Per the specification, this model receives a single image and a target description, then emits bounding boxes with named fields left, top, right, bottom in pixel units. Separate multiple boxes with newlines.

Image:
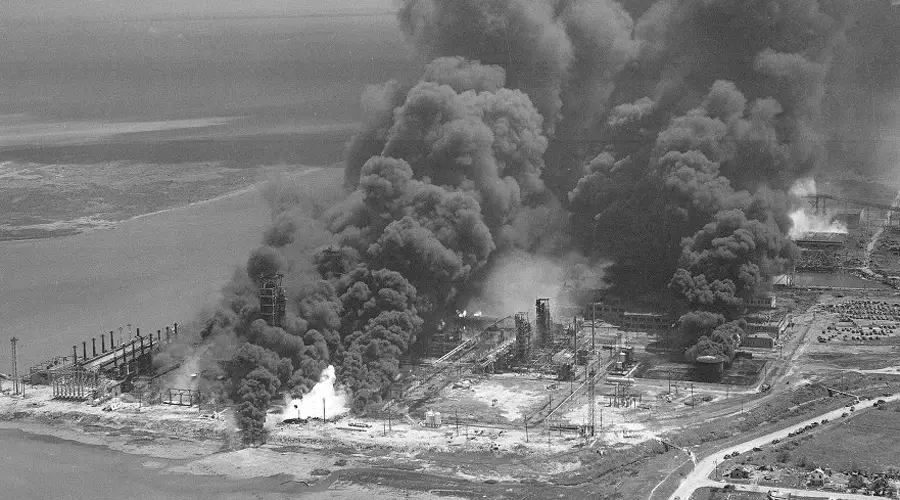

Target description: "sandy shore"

left=0, top=386, right=470, bottom=500
left=0, top=166, right=342, bottom=369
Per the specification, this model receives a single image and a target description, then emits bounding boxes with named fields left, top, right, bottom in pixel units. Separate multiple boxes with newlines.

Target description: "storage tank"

left=424, top=411, right=442, bottom=428
left=624, top=347, right=635, bottom=366
left=695, top=355, right=725, bottom=383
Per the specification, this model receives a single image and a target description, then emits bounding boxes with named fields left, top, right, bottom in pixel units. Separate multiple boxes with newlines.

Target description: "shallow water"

left=0, top=427, right=314, bottom=500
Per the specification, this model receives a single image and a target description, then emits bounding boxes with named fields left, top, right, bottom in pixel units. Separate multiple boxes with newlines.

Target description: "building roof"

left=795, top=231, right=848, bottom=243
left=747, top=333, right=774, bottom=340
left=696, top=355, right=723, bottom=363
left=623, top=311, right=668, bottom=318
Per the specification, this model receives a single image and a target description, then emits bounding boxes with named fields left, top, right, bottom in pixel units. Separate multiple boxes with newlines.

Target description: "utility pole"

left=523, top=411, right=529, bottom=442
left=323, top=398, right=326, bottom=424
left=591, top=304, right=596, bottom=354
left=10, top=337, right=19, bottom=395
left=690, top=383, right=695, bottom=407
left=589, top=368, right=596, bottom=437
left=667, top=369, right=672, bottom=394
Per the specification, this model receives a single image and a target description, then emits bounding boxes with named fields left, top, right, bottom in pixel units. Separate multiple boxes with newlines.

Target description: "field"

left=714, top=400, right=900, bottom=495
left=774, top=400, right=900, bottom=474
left=424, top=374, right=554, bottom=426
left=803, top=295, right=900, bottom=370
left=690, top=488, right=765, bottom=500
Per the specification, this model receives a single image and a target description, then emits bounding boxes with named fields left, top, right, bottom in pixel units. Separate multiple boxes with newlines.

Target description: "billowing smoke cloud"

left=463, top=250, right=608, bottom=318
left=787, top=178, right=848, bottom=238
left=169, top=0, right=900, bottom=439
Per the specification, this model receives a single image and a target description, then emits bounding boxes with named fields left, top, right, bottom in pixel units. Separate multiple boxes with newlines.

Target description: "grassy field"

left=731, top=399, right=900, bottom=479
left=775, top=400, right=900, bottom=474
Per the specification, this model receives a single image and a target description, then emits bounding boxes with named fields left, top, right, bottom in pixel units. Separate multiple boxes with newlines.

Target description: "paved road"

left=667, top=392, right=900, bottom=500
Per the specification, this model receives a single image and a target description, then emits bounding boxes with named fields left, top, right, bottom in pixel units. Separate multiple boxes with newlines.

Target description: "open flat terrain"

left=0, top=166, right=343, bottom=369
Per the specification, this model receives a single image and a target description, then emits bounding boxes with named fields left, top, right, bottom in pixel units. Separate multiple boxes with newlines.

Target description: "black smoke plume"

left=169, top=0, right=899, bottom=435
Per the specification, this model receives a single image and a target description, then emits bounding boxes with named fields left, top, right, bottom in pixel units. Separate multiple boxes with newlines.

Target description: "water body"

left=0, top=427, right=310, bottom=500
left=0, top=3, right=418, bottom=368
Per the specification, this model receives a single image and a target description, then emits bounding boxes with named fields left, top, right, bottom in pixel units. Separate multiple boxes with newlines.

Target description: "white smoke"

left=789, top=177, right=818, bottom=198
left=464, top=250, right=606, bottom=317
left=789, top=209, right=848, bottom=239
left=788, top=178, right=848, bottom=239
left=282, top=365, right=349, bottom=420
left=163, top=355, right=201, bottom=390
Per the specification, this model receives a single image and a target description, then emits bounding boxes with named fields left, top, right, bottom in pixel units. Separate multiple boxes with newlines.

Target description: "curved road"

left=668, top=392, right=900, bottom=500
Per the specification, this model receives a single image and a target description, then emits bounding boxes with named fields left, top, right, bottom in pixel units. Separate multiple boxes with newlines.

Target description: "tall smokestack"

left=92, top=338, right=97, bottom=357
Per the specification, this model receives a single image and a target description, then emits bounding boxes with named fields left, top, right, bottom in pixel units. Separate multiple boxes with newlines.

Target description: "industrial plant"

left=4, top=0, right=900, bottom=499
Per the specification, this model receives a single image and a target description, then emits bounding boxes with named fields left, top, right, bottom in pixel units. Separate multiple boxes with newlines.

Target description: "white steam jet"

left=282, top=365, right=349, bottom=421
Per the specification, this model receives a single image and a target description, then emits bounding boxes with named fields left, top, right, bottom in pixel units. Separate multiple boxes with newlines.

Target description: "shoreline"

left=0, top=164, right=334, bottom=243
left=0, top=391, right=475, bottom=500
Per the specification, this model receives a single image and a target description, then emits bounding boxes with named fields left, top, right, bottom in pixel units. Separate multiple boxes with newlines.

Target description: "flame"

left=473, top=311, right=483, bottom=317
left=282, top=365, right=349, bottom=420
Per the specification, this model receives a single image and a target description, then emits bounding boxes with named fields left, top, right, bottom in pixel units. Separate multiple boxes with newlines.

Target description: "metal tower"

left=535, top=298, right=551, bottom=345
left=259, top=274, right=287, bottom=327
left=588, top=368, right=596, bottom=437
left=514, top=312, right=532, bottom=361
left=10, top=337, right=19, bottom=394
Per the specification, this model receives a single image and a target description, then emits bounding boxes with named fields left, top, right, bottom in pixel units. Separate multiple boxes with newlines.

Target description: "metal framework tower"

left=535, top=298, right=551, bottom=345
left=514, top=312, right=532, bottom=361
left=259, top=274, right=287, bottom=327
left=10, top=337, right=19, bottom=394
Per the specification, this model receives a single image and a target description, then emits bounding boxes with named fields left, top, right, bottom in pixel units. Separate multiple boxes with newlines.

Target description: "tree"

left=848, top=473, right=867, bottom=492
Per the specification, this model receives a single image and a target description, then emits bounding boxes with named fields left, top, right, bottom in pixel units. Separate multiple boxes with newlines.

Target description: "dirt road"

left=667, top=392, right=900, bottom=500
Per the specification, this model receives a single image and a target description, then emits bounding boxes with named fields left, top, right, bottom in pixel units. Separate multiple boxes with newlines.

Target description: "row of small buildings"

left=587, top=293, right=784, bottom=349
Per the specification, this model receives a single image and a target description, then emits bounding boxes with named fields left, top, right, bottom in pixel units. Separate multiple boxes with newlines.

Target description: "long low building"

left=587, top=298, right=675, bottom=332
left=744, top=315, right=788, bottom=340
left=743, top=333, right=776, bottom=349
left=622, top=311, right=672, bottom=331
left=794, top=231, right=847, bottom=250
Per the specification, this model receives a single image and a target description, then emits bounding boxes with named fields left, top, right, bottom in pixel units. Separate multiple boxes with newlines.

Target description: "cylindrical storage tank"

left=615, top=361, right=624, bottom=372
left=433, top=411, right=442, bottom=427
left=696, top=355, right=725, bottom=383
left=624, top=347, right=634, bottom=365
